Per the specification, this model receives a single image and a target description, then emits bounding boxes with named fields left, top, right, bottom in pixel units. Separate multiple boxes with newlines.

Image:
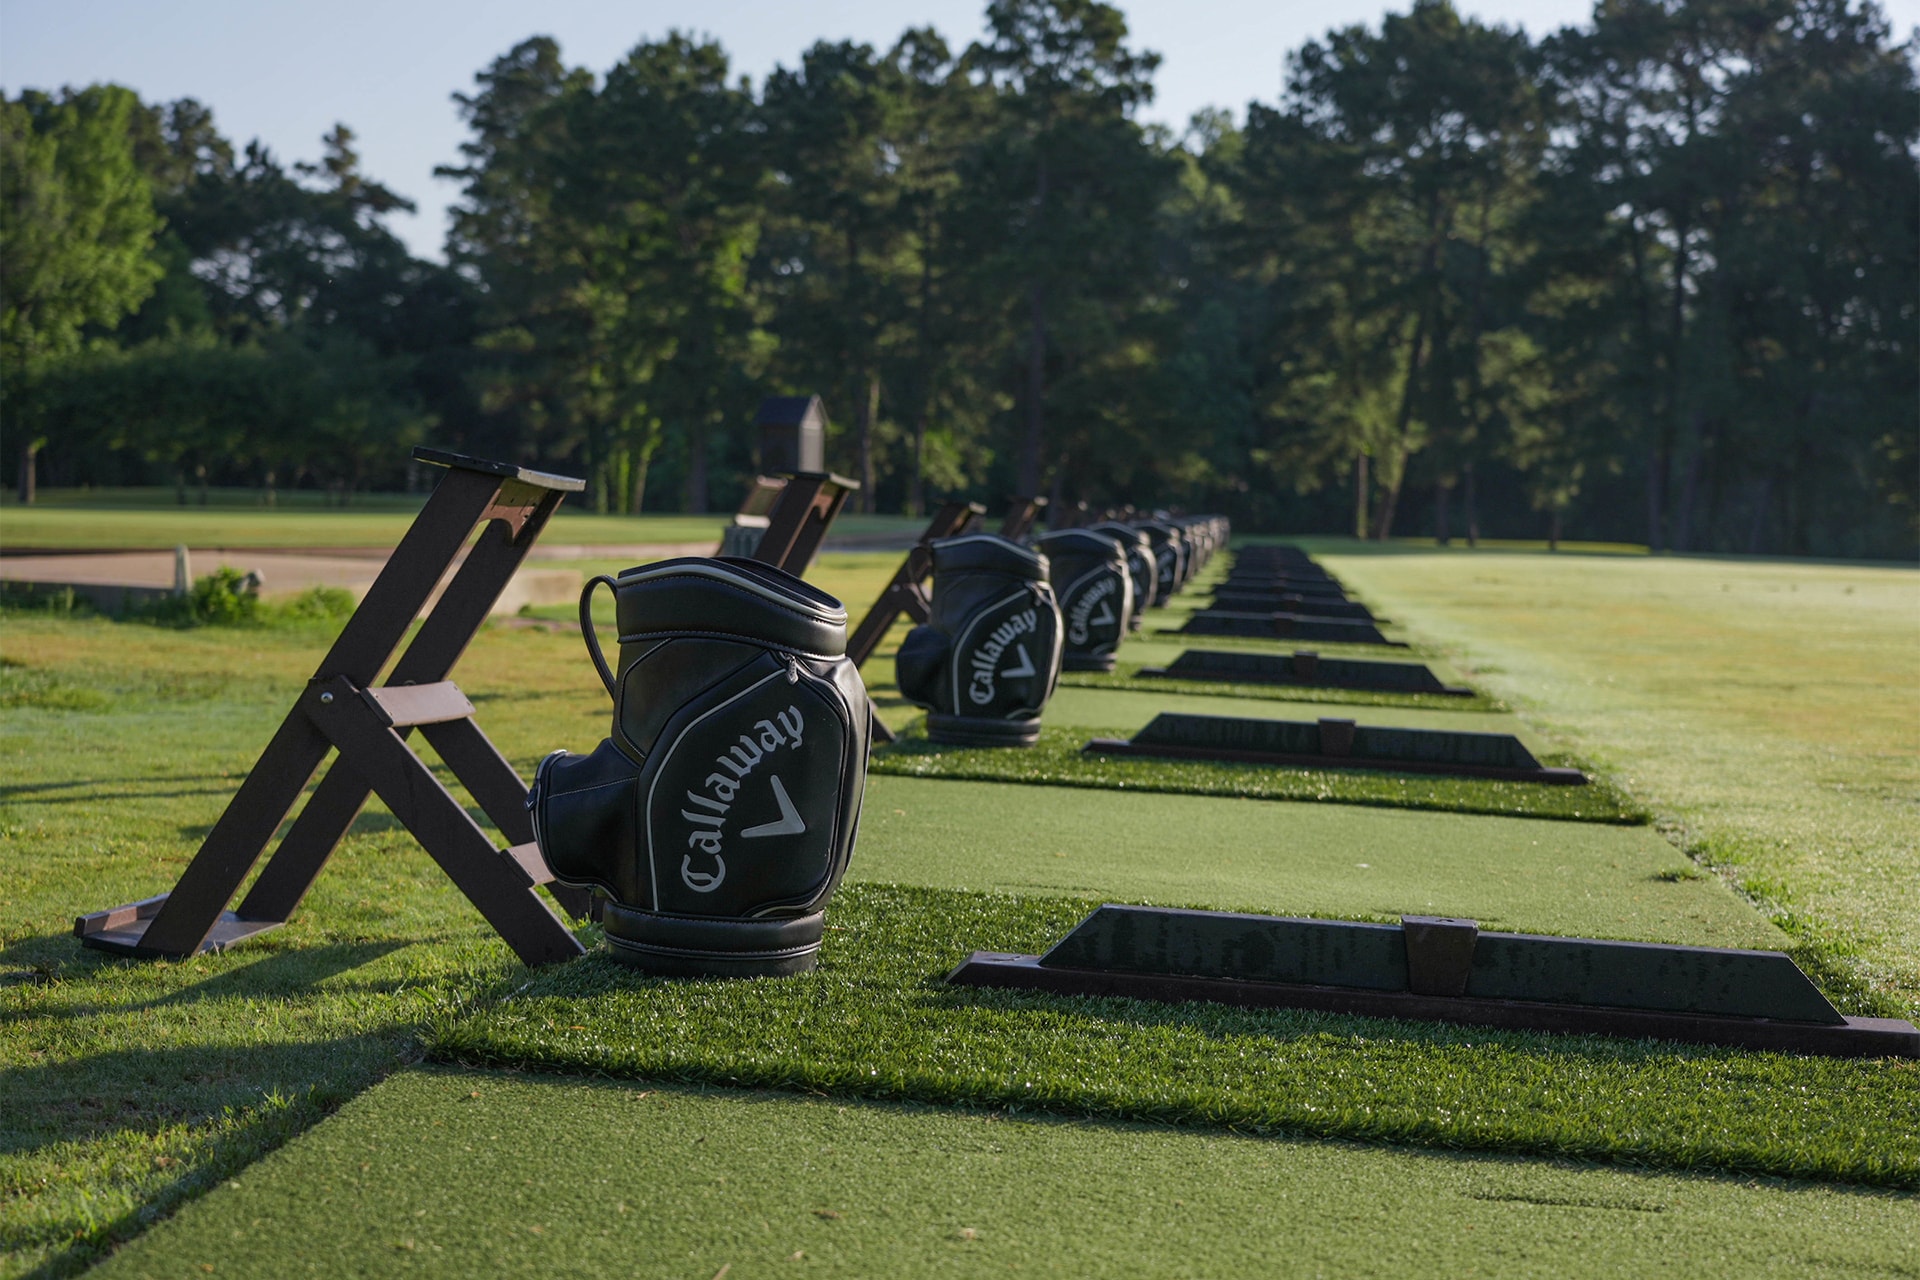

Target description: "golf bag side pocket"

left=530, top=741, right=642, bottom=904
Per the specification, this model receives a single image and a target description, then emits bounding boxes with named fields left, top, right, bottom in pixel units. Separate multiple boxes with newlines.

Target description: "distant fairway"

left=1314, top=545, right=1920, bottom=1011
left=0, top=495, right=926, bottom=551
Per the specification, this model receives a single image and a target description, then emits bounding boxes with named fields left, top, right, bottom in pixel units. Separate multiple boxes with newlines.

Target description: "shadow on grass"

left=0, top=775, right=247, bottom=806
left=0, top=1037, right=410, bottom=1279
left=0, top=1029, right=401, bottom=1159
left=0, top=938, right=410, bottom=1025
left=0, top=932, right=466, bottom=1278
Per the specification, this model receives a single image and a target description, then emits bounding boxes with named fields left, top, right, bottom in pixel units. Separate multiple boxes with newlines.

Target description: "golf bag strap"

left=580, top=574, right=619, bottom=696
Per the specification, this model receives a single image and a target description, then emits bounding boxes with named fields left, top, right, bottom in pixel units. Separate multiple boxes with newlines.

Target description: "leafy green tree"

left=1, top=85, right=162, bottom=369
left=2, top=84, right=163, bottom=498
left=966, top=0, right=1166, bottom=499
left=1276, top=0, right=1544, bottom=539
left=445, top=35, right=764, bottom=513
left=760, top=41, right=909, bottom=509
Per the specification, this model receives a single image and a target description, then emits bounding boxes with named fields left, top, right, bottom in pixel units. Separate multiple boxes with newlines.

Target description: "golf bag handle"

left=580, top=574, right=619, bottom=696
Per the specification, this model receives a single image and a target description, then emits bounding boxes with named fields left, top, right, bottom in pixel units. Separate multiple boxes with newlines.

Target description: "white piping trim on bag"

left=613, top=561, right=847, bottom=626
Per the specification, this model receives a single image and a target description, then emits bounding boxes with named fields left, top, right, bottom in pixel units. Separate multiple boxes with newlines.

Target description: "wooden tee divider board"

left=947, top=904, right=1920, bottom=1057
left=74, top=450, right=860, bottom=968
left=1177, top=610, right=1402, bottom=646
left=1084, top=712, right=1587, bottom=785
left=1138, top=649, right=1475, bottom=697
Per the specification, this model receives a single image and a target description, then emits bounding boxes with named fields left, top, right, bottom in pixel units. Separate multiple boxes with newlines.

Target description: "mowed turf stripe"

left=855, top=776, right=1765, bottom=947
left=90, top=1069, right=1920, bottom=1280
left=428, top=885, right=1919, bottom=1187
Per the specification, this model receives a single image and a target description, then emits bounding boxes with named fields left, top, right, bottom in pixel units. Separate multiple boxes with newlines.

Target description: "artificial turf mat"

left=1043, top=684, right=1516, bottom=734
left=91, top=1068, right=1920, bottom=1280
left=1056, top=668, right=1501, bottom=712
left=1059, top=636, right=1500, bottom=711
left=851, top=778, right=1765, bottom=946
left=427, top=884, right=1920, bottom=1188
left=869, top=721, right=1646, bottom=825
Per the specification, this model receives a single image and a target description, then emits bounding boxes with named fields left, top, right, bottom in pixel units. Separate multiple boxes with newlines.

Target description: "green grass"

left=90, top=1068, right=1920, bottom=1280
left=869, top=721, right=1647, bottom=825
left=0, top=618, right=597, bottom=1277
left=1314, top=548, right=1920, bottom=1012
left=427, top=883, right=1920, bottom=1189
left=5, top=547, right=1917, bottom=1274
left=848, top=777, right=1754, bottom=944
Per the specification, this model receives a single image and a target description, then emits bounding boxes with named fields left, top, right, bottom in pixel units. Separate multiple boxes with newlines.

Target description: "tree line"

left=3, top=0, right=1914, bottom=555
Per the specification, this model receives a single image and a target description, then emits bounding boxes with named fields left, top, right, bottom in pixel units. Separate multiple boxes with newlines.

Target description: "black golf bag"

left=895, top=534, right=1064, bottom=746
left=1090, top=521, right=1156, bottom=629
left=1137, top=520, right=1187, bottom=605
left=1035, top=528, right=1133, bottom=672
left=529, top=557, right=872, bottom=977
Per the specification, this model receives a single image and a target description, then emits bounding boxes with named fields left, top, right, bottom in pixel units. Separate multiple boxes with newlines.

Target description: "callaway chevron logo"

left=967, top=608, right=1039, bottom=707
left=1067, top=575, right=1120, bottom=645
left=678, top=706, right=807, bottom=893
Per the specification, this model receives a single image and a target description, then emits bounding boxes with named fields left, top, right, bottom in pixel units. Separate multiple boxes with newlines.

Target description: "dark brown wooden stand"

left=997, top=495, right=1046, bottom=539
left=75, top=449, right=594, bottom=968
left=748, top=471, right=859, bottom=575
left=841, top=501, right=984, bottom=745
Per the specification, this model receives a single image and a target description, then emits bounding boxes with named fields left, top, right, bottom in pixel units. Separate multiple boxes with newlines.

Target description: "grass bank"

left=1315, top=547, right=1920, bottom=1014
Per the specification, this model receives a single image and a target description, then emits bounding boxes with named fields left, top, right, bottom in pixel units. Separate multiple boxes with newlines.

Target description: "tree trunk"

left=1653, top=208, right=1690, bottom=554
left=1022, top=283, right=1046, bottom=498
left=909, top=201, right=936, bottom=520
left=1463, top=462, right=1480, bottom=547
left=1745, top=475, right=1773, bottom=554
left=17, top=440, right=39, bottom=505
left=1434, top=480, right=1452, bottom=546
left=1374, top=201, right=1441, bottom=545
left=1372, top=460, right=1404, bottom=542
left=686, top=422, right=708, bottom=514
left=909, top=409, right=928, bottom=519
left=1549, top=506, right=1562, bottom=552
left=856, top=373, right=879, bottom=514
left=1646, top=444, right=1667, bottom=551
left=631, top=448, right=652, bottom=516
left=1020, top=153, right=1049, bottom=499
left=1353, top=453, right=1369, bottom=540
left=1672, top=422, right=1710, bottom=553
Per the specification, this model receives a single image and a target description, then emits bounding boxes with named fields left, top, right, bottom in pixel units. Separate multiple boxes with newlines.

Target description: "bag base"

left=926, top=712, right=1043, bottom=748
left=601, top=904, right=826, bottom=977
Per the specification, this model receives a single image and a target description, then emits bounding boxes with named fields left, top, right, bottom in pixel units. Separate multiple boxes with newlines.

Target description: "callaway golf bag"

left=1035, top=528, right=1133, bottom=672
left=1137, top=520, right=1187, bottom=605
left=895, top=534, right=1064, bottom=747
left=530, top=557, right=872, bottom=976
left=1090, top=521, right=1157, bottom=628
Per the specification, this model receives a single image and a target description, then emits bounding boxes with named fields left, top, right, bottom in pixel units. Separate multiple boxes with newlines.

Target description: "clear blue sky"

left=5, top=0, right=1915, bottom=261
